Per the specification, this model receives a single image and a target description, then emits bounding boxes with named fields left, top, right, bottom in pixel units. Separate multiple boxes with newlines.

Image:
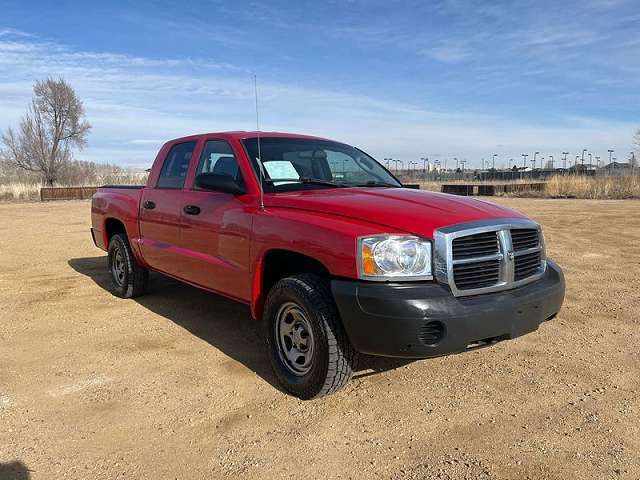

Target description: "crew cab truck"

left=91, top=132, right=565, bottom=399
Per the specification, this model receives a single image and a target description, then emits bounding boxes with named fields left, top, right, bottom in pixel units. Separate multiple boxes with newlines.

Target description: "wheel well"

left=262, top=250, right=329, bottom=297
left=105, top=218, right=127, bottom=242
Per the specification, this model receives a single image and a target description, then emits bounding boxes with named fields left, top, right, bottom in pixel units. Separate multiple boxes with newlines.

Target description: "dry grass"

left=542, top=175, right=640, bottom=199
left=0, top=183, right=41, bottom=202
left=0, top=171, right=149, bottom=202
left=412, top=175, right=640, bottom=199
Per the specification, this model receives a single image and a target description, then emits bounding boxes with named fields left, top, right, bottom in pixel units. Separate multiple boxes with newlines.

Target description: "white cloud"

left=425, top=45, right=471, bottom=63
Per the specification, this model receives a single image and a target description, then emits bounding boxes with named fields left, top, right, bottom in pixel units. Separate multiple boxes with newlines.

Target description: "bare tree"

left=0, top=78, right=91, bottom=186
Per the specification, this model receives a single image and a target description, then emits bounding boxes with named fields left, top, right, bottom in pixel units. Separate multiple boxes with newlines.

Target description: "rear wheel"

left=107, top=233, right=149, bottom=298
left=264, top=274, right=357, bottom=399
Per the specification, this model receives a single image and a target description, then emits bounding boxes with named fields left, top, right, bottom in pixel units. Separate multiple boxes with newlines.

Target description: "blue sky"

left=0, top=0, right=638, bottom=168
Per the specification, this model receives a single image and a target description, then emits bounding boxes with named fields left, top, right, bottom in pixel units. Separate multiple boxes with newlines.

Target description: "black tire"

left=264, top=274, right=358, bottom=399
left=107, top=233, right=149, bottom=298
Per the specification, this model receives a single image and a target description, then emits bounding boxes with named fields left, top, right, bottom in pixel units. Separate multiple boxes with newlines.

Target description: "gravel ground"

left=1, top=198, right=639, bottom=480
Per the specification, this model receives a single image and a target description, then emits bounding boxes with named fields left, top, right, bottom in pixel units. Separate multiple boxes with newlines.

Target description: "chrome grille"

left=452, top=231, right=499, bottom=259
left=515, top=251, right=542, bottom=281
left=434, top=218, right=547, bottom=297
left=453, top=259, right=500, bottom=290
left=511, top=228, right=540, bottom=251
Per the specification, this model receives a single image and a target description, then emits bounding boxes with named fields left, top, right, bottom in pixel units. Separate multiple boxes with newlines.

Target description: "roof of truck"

left=167, top=131, right=332, bottom=144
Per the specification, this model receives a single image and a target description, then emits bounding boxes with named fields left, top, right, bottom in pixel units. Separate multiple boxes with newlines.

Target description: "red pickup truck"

left=91, top=132, right=565, bottom=399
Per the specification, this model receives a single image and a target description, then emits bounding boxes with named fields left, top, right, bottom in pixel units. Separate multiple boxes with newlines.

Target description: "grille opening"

left=515, top=251, right=542, bottom=281
left=511, top=228, right=540, bottom=251
left=452, top=231, right=499, bottom=260
left=419, top=321, right=446, bottom=346
left=453, top=259, right=500, bottom=290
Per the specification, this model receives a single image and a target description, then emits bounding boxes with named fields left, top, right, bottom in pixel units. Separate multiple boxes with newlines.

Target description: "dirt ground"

left=1, top=198, right=639, bottom=480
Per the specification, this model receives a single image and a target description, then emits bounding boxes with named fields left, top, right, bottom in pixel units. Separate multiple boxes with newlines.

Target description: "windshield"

left=242, top=137, right=401, bottom=192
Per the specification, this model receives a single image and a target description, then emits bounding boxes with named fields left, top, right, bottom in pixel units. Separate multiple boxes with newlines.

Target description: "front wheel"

left=107, top=233, right=149, bottom=298
left=264, top=274, right=358, bottom=399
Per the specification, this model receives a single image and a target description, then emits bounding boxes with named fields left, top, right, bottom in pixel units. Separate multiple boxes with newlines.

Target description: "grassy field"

left=412, top=175, right=640, bottom=199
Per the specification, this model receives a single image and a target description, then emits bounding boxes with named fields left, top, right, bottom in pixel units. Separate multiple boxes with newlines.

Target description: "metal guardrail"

left=40, top=186, right=98, bottom=201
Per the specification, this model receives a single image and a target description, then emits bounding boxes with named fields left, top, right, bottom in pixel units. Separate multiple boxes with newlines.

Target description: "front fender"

left=249, top=207, right=406, bottom=319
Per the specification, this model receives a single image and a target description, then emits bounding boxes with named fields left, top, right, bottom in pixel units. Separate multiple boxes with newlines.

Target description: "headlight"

left=357, top=235, right=433, bottom=281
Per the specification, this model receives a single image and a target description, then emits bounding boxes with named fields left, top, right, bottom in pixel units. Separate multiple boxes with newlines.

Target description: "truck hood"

left=265, top=187, right=526, bottom=238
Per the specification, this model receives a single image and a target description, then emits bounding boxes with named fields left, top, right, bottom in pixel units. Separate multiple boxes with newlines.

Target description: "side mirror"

left=195, top=173, right=246, bottom=195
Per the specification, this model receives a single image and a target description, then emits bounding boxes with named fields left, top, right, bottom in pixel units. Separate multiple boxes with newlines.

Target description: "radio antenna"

left=254, top=74, right=265, bottom=210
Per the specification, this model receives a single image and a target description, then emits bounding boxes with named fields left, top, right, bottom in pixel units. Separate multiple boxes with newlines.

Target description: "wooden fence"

left=441, top=182, right=546, bottom=196
left=40, top=186, right=99, bottom=201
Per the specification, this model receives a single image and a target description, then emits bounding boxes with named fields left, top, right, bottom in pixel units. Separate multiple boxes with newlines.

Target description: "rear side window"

left=196, top=140, right=243, bottom=182
left=157, top=141, right=196, bottom=189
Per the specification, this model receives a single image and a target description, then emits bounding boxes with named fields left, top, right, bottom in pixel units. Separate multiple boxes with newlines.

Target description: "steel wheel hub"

left=275, top=302, right=315, bottom=376
left=112, top=247, right=126, bottom=286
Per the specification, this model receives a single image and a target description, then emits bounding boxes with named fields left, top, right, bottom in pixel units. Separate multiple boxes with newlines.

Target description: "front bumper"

left=331, top=260, right=565, bottom=358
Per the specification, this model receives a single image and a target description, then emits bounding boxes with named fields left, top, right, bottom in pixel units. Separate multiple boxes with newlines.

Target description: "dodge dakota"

left=91, top=132, right=565, bottom=399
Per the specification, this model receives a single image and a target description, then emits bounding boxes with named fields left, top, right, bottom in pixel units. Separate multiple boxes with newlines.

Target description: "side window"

left=196, top=140, right=243, bottom=182
left=157, top=141, right=196, bottom=189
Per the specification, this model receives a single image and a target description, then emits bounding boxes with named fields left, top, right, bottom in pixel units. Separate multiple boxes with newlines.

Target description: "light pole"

left=582, top=149, right=587, bottom=167
left=549, top=155, right=554, bottom=170
left=533, top=151, right=540, bottom=170
left=588, top=153, right=592, bottom=166
left=421, top=157, right=429, bottom=180
left=521, top=154, right=528, bottom=180
left=530, top=158, right=536, bottom=179
left=562, top=152, right=569, bottom=171
left=492, top=154, right=497, bottom=180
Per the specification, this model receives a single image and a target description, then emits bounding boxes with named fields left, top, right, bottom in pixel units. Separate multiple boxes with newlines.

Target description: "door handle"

left=183, top=205, right=201, bottom=215
left=143, top=200, right=156, bottom=210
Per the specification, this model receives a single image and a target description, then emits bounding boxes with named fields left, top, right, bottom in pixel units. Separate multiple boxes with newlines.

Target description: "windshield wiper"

left=350, top=180, right=398, bottom=187
left=264, top=177, right=347, bottom=188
